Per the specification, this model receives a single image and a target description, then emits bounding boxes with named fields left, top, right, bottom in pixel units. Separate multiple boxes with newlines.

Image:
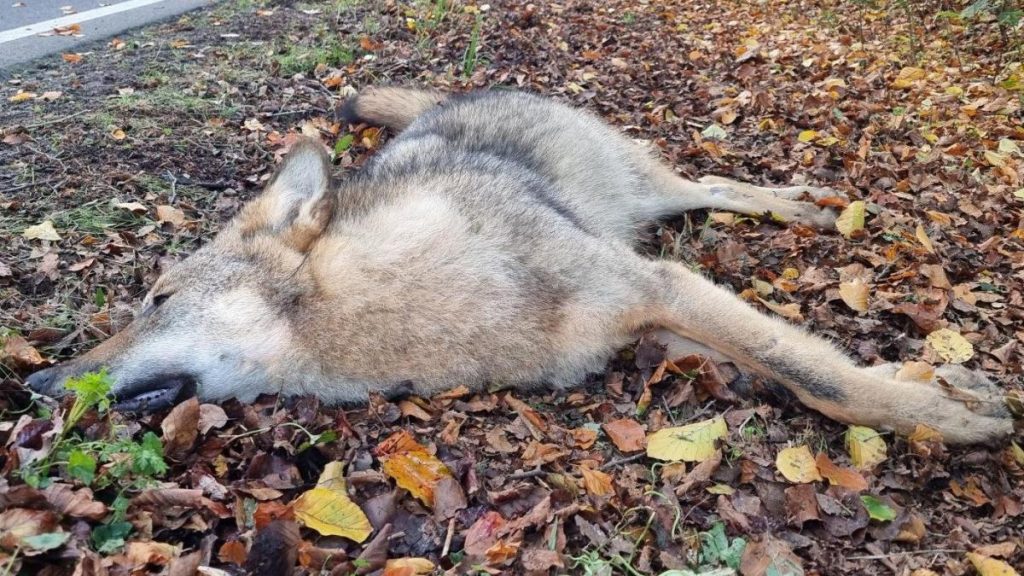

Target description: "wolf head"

left=25, top=138, right=337, bottom=411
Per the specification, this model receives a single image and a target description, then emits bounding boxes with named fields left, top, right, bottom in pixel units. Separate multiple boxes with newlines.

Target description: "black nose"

left=25, top=366, right=58, bottom=394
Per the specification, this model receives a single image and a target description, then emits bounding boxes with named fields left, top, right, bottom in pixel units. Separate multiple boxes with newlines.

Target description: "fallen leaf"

left=161, top=398, right=199, bottom=457
left=1, top=334, right=47, bottom=370
left=966, top=552, right=1020, bottom=576
left=156, top=205, right=186, bottom=227
left=22, top=220, right=61, bottom=241
left=602, top=418, right=646, bottom=452
left=384, top=558, right=435, bottom=575
left=838, top=280, right=869, bottom=314
left=895, top=361, right=935, bottom=382
left=776, top=445, right=822, bottom=484
left=835, top=200, right=866, bottom=238
left=580, top=467, right=614, bottom=497
left=756, top=297, right=804, bottom=322
left=926, top=328, right=974, bottom=363
left=293, top=461, right=372, bottom=542
left=115, top=201, right=147, bottom=214
left=915, top=224, right=935, bottom=254
left=197, top=404, right=229, bottom=434
left=8, top=90, right=36, bottom=103
left=646, top=416, right=727, bottom=462
left=892, top=66, right=926, bottom=88
left=217, top=540, right=247, bottom=565
left=0, top=509, right=59, bottom=551
left=846, top=426, right=887, bottom=470
left=61, top=53, right=83, bottom=64
left=860, top=494, right=896, bottom=521
left=374, top=430, right=452, bottom=507
left=815, top=453, right=868, bottom=491
left=109, top=127, right=126, bottom=140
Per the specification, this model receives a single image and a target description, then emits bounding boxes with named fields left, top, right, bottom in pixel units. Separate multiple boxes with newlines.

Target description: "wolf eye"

left=152, top=293, right=171, bottom=307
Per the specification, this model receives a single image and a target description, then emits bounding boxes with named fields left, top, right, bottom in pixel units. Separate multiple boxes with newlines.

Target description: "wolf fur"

left=26, top=87, right=1014, bottom=444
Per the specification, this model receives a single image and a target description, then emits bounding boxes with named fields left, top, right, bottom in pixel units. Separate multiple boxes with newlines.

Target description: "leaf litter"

left=1, top=0, right=1024, bottom=574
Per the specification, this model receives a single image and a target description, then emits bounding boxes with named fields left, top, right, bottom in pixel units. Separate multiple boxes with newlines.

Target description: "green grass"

left=275, top=39, right=354, bottom=75
left=49, top=200, right=147, bottom=235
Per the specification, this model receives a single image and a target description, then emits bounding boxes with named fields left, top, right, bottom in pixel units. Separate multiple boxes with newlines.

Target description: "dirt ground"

left=1, top=0, right=1023, bottom=575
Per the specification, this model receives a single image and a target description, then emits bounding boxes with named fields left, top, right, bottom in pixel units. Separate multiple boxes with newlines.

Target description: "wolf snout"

left=25, top=365, right=61, bottom=396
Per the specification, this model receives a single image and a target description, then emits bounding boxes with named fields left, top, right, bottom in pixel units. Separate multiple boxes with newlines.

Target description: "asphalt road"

left=0, top=0, right=214, bottom=70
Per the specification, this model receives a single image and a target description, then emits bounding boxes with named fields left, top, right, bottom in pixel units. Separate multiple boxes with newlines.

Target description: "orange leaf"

left=814, top=453, right=868, bottom=491
left=375, top=430, right=452, bottom=507
left=580, top=467, right=614, bottom=497
left=217, top=540, right=247, bottom=565
left=603, top=419, right=646, bottom=452
left=61, top=53, right=82, bottom=64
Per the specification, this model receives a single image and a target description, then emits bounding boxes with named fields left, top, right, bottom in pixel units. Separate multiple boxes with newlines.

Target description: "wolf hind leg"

left=638, top=161, right=843, bottom=229
left=628, top=260, right=1014, bottom=444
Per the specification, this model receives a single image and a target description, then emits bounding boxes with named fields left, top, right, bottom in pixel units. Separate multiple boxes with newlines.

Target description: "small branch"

left=601, top=453, right=645, bottom=470
left=847, top=548, right=965, bottom=561
left=21, top=109, right=91, bottom=129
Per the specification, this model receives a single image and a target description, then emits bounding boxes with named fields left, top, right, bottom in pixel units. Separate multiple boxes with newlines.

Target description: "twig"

left=507, top=468, right=547, bottom=480
left=600, top=453, right=645, bottom=470
left=441, top=517, right=456, bottom=558
left=0, top=177, right=59, bottom=194
left=20, top=109, right=91, bottom=129
left=847, top=548, right=965, bottom=561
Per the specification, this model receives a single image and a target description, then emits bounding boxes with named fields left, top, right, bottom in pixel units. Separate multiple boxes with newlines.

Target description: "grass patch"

left=50, top=200, right=147, bottom=235
left=275, top=39, right=354, bottom=75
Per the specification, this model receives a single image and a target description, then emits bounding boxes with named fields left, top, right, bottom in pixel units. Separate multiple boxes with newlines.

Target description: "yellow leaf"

left=926, top=328, right=974, bottom=364
left=984, top=150, right=1008, bottom=168
left=894, top=361, right=935, bottom=382
left=375, top=430, right=452, bottom=507
left=908, top=424, right=943, bottom=443
left=775, top=445, right=822, bottom=484
left=892, top=66, right=926, bottom=89
left=966, top=553, right=1020, bottom=576
left=1010, top=441, right=1024, bottom=467
left=22, top=220, right=61, bottom=241
left=110, top=127, right=126, bottom=141
left=293, top=461, right=372, bottom=542
left=781, top=267, right=800, bottom=280
left=706, top=483, right=735, bottom=495
left=835, top=200, right=866, bottom=238
left=756, top=297, right=804, bottom=322
left=838, top=280, right=869, bottom=314
left=798, top=130, right=818, bottom=143
left=580, top=467, right=614, bottom=497
left=384, top=558, right=436, bottom=575
left=646, top=416, right=727, bottom=463
left=816, top=136, right=839, bottom=147
left=915, top=224, right=935, bottom=254
left=846, top=426, right=887, bottom=470
left=8, top=90, right=36, bottom=103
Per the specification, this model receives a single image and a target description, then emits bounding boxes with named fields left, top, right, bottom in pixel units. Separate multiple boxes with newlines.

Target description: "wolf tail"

left=339, top=87, right=448, bottom=131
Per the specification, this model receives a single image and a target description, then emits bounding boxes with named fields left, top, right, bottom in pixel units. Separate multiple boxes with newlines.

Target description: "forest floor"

left=1, top=0, right=1023, bottom=575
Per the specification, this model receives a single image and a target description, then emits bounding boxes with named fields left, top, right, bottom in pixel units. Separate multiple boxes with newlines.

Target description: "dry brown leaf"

left=602, top=418, right=646, bottom=452
left=197, top=404, right=228, bottom=434
left=156, top=205, right=186, bottom=227
left=580, top=467, right=614, bottom=497
left=42, top=484, right=107, bottom=520
left=838, top=280, right=869, bottom=314
left=756, top=297, right=804, bottom=322
left=161, top=397, right=199, bottom=457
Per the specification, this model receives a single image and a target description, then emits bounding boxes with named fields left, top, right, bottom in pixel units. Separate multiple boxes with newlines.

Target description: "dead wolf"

left=25, top=87, right=1013, bottom=444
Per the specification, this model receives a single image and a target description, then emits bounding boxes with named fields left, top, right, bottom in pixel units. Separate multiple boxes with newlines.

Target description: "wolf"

left=25, top=87, right=1014, bottom=444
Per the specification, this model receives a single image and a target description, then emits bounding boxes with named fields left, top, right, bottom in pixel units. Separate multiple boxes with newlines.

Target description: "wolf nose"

left=25, top=366, right=58, bottom=394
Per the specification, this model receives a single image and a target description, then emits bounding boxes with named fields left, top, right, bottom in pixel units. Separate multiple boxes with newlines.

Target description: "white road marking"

left=0, top=0, right=166, bottom=44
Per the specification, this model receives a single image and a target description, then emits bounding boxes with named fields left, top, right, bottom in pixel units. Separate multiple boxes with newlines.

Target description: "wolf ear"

left=238, top=137, right=335, bottom=251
